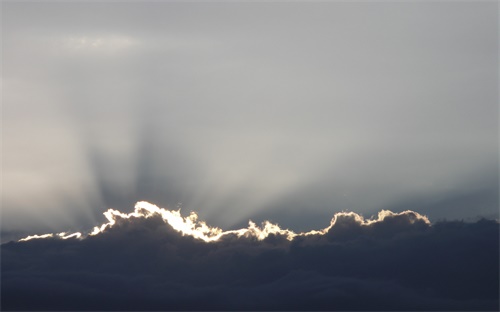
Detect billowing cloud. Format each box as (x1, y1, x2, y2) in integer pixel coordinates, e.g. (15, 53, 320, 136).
(2, 202, 498, 310)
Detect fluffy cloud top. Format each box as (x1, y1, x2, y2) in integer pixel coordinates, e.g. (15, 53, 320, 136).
(2, 202, 498, 310)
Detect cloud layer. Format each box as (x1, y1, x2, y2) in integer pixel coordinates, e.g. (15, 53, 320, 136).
(2, 202, 498, 310)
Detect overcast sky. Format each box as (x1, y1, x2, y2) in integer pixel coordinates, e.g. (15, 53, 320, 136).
(2, 2, 498, 237)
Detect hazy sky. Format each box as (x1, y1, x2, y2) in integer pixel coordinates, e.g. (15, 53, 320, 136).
(2, 1, 498, 237)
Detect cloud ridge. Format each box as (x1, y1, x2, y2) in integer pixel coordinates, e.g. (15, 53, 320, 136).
(19, 201, 431, 243)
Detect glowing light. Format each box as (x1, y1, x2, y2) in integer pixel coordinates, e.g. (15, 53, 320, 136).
(58, 232, 82, 240)
(19, 233, 54, 242)
(19, 201, 431, 243)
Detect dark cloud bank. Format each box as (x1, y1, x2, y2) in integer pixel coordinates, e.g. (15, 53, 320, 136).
(1, 202, 498, 311)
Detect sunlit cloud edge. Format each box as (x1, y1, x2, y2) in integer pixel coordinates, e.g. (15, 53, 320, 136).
(18, 201, 431, 243)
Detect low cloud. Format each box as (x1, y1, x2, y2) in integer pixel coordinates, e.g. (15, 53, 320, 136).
(2, 202, 498, 310)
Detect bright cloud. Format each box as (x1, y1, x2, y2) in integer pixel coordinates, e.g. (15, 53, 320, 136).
(19, 201, 430, 243)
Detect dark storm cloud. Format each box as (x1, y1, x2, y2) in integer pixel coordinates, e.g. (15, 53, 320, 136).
(2, 203, 498, 311)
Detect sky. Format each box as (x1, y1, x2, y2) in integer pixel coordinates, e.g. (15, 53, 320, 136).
(1, 2, 499, 310)
(2, 2, 499, 236)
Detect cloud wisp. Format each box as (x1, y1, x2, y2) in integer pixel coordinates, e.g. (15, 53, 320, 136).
(2, 201, 498, 311)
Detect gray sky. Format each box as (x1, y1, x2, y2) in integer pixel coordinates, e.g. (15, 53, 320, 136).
(2, 1, 498, 236)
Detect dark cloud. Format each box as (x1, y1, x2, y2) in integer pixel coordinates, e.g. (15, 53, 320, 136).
(2, 202, 498, 310)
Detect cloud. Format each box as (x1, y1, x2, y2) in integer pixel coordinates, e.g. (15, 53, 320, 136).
(15, 201, 431, 243)
(2, 202, 498, 310)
